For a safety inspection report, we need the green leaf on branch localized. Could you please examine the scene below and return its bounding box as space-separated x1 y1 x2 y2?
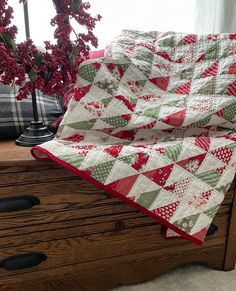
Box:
0 32 16 51
33 54 44 66
71 0 82 11
69 46 79 66
28 70 38 82
44 71 49 85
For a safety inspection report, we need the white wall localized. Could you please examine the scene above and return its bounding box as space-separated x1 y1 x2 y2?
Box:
9 0 196 49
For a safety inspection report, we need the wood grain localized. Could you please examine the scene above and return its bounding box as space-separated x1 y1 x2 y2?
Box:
0 205 230 249
224 181 236 271
0 178 232 231
0 141 235 290
0 240 227 290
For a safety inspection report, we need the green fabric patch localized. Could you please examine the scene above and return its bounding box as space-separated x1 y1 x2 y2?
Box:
223 102 236 121
91 160 116 183
102 116 129 127
67 119 97 130
159 35 176 48
100 97 113 106
79 64 98 83
164 142 182 162
136 189 161 209
143 106 160 118
205 43 220 60
196 170 221 187
203 205 219 218
173 213 200 233
135 51 154 64
191 115 212 127
58 154 85 169
119 154 136 165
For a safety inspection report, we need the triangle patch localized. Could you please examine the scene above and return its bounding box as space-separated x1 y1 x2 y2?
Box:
107 174 140 197
143 164 174 187
202 61 219 77
177 153 206 174
152 201 180 221
149 76 170 91
211 146 233 165
136 189 161 209
176 81 191 94
195 136 211 152
162 109 186 127
164 177 192 199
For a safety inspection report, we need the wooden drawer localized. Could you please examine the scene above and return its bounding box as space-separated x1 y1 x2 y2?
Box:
0 181 134 230
0 164 235 231
0 187 233 232
0 163 74 186
0 204 230 281
0 242 227 291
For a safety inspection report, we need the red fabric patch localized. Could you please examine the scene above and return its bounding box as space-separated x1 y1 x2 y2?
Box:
224 62 236 74
108 174 139 197
177 154 206 172
215 108 225 117
104 145 123 158
192 227 208 240
64 134 85 142
176 81 191 94
112 130 136 140
132 152 149 171
229 34 236 40
196 54 205 63
156 51 173 62
140 121 157 129
183 34 197 45
202 61 219 77
92 62 102 70
195 136 211 151
153 201 180 221
149 76 170 91
162 109 186 128
74 85 92 101
143 164 174 187
211 147 233 164
227 80 236 96
88 50 105 59
122 114 132 121
116 95 136 112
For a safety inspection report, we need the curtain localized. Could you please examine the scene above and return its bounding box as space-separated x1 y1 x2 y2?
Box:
195 0 236 33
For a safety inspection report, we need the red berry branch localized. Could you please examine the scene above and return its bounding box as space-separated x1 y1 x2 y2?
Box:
0 0 101 100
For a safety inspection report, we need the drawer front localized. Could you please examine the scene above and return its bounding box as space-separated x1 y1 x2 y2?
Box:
0 179 134 230
0 166 234 231
0 204 231 249
0 164 73 187
0 242 227 291
0 205 230 279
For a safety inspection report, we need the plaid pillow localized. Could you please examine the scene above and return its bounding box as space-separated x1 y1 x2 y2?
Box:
0 84 63 139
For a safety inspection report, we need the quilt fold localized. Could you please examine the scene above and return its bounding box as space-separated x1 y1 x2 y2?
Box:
32 30 236 245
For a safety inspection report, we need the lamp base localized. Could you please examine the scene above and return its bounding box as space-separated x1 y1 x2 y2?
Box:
16 121 54 147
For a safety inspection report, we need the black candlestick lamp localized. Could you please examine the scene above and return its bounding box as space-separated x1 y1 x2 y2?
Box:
16 1 54 147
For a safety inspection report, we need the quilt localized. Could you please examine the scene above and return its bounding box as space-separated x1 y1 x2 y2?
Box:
32 30 236 245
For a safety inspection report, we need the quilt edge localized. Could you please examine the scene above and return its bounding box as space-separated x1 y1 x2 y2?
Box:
31 145 204 246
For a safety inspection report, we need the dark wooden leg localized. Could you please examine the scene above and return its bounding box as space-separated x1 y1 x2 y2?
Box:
224 185 236 271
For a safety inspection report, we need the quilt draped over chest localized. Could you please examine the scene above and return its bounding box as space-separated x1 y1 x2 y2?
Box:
32 30 236 245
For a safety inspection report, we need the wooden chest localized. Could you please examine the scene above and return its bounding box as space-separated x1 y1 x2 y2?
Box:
0 140 236 291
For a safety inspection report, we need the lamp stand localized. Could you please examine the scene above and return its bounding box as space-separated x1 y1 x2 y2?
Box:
16 1 54 147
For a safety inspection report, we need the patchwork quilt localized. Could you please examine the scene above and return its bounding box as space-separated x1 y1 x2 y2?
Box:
32 30 236 245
